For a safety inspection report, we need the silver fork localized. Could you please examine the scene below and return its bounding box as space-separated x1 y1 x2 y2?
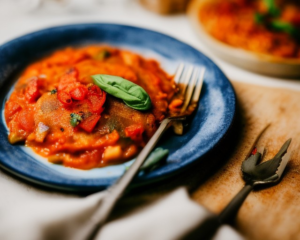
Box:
81 64 206 240
184 127 292 240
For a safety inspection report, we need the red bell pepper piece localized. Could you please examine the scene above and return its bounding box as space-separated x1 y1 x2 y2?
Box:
88 85 102 95
87 92 106 114
125 124 144 142
25 77 42 103
58 68 79 92
79 114 101 133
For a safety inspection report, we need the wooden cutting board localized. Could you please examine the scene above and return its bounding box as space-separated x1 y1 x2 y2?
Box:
116 81 300 240
192 81 300 240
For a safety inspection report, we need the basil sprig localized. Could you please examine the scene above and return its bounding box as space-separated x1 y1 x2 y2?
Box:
92 74 151 111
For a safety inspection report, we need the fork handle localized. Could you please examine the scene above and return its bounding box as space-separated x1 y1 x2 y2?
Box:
83 117 174 240
183 184 253 240
218 184 253 223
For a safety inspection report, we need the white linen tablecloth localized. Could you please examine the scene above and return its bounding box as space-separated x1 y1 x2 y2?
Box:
0 187 243 240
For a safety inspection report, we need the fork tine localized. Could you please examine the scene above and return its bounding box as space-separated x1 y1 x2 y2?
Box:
192 68 205 103
181 65 194 95
180 68 199 113
276 151 291 177
174 63 185 84
274 138 292 159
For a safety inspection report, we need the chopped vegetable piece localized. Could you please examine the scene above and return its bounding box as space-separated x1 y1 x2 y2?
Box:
25 77 41 103
88 85 102 95
58 91 72 106
70 86 88 101
87 93 106 114
50 89 57 95
18 110 35 132
169 99 183 111
79 114 101 133
94 49 111 60
35 122 50 142
70 113 82 127
125 124 144 142
8 132 25 144
5 101 22 118
102 145 122 162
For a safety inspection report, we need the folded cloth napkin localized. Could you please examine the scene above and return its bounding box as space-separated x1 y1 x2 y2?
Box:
0 187 243 240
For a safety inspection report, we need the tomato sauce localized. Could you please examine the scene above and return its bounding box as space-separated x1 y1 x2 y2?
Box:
199 0 300 58
4 46 177 169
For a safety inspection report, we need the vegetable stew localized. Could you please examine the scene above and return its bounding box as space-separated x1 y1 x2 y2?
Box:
199 0 300 58
4 46 177 169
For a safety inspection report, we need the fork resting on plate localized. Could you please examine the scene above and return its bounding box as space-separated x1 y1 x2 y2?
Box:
77 64 206 240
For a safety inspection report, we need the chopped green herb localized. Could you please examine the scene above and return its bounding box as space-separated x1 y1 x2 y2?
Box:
254 12 265 25
270 20 300 39
94 50 111 61
70 113 82 127
50 89 57 95
263 0 280 17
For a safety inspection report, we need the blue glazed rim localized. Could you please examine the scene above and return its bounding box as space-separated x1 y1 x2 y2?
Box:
0 23 236 192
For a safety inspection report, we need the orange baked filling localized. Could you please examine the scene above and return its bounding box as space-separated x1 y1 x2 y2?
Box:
4 46 176 169
199 0 300 58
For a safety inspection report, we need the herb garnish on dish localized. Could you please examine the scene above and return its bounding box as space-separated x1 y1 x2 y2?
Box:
4 46 178 169
199 0 300 58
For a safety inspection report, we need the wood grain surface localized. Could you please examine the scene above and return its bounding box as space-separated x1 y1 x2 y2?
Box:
192 81 300 240
115 81 300 240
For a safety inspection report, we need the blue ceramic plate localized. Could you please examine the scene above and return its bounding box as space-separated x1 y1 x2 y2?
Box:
0 23 235 192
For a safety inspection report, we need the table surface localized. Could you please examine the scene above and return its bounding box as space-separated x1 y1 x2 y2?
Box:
0 0 300 238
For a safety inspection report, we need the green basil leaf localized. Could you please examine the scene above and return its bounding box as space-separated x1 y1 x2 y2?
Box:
94 49 111 60
254 12 265 25
70 113 82 127
92 74 151 111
